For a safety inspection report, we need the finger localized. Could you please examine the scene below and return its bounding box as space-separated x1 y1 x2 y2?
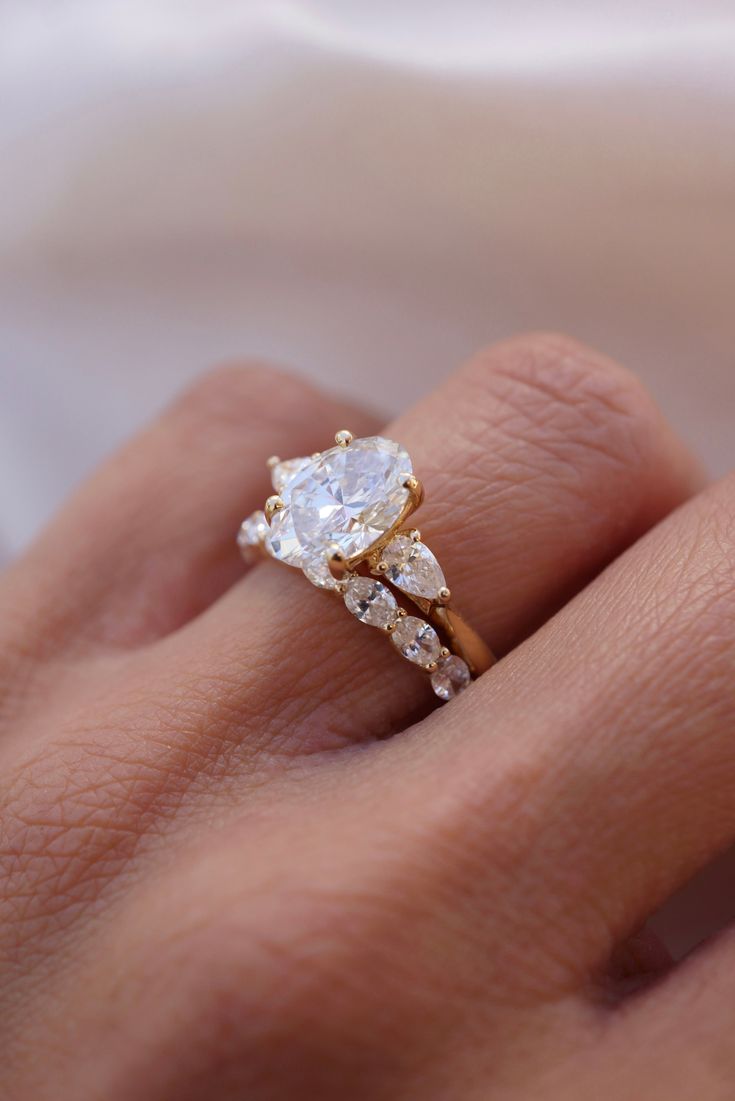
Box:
386 332 704 651
165 333 704 761
416 471 735 981
605 931 735 1096
0 365 378 653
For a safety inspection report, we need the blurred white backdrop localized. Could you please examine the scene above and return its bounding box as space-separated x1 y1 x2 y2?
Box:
1 1 734 563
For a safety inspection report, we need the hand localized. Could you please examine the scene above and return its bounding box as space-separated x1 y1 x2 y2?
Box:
1 334 732 1100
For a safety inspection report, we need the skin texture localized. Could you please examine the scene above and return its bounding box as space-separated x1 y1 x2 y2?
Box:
0 333 733 1099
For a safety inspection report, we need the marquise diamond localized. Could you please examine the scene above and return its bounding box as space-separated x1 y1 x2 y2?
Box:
344 576 398 629
430 654 471 700
390 615 442 667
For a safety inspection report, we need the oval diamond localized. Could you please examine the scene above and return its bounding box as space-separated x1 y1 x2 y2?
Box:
390 615 441 667
381 534 446 600
430 654 471 700
288 436 411 560
344 576 398 629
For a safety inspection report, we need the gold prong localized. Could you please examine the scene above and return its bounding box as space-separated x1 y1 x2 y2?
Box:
266 455 281 470
397 608 408 618
376 560 389 574
265 494 285 520
402 474 424 510
409 528 421 542
425 661 439 674
311 451 321 460
327 545 349 578
335 429 353 448
385 622 396 633
437 586 451 605
439 646 451 658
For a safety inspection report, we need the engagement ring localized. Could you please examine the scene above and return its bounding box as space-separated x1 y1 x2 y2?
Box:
237 431 495 702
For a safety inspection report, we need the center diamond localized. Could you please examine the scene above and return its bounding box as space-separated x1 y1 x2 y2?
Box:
282 436 412 561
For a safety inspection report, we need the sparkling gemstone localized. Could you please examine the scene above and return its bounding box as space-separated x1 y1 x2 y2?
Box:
264 506 303 566
381 534 446 600
237 510 268 554
430 654 471 701
271 455 313 494
344 576 398 629
303 553 338 591
287 436 412 559
390 615 441 667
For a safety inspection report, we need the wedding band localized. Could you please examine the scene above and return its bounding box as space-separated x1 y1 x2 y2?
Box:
237 431 495 702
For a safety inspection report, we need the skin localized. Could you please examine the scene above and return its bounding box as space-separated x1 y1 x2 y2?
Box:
0 332 733 1099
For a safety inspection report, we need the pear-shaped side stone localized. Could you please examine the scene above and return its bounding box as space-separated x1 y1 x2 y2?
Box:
381 535 446 600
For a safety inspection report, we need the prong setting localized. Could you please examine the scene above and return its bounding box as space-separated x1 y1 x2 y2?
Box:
334 429 353 448
328 544 349 578
265 494 285 520
402 474 424 512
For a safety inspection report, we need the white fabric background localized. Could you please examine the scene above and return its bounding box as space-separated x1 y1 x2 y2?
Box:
1 0 734 568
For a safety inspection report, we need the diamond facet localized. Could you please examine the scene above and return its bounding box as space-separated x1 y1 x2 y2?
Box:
264 506 303 566
390 615 441 667
380 534 446 600
271 456 313 495
288 436 412 560
344 576 398 629
430 654 471 700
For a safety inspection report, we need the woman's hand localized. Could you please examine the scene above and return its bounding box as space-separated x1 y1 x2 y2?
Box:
1 334 732 1100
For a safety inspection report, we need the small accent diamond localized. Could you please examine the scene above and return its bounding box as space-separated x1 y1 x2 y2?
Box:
380 534 446 600
430 654 471 701
344 576 398 629
237 510 268 556
390 615 442 667
303 554 338 591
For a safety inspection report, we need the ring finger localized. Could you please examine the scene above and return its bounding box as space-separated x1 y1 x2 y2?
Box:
161 333 704 760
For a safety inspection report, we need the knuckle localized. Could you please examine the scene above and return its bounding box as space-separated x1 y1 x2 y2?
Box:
130 875 432 1091
0 741 143 954
462 331 659 476
657 477 735 657
173 361 328 439
421 333 677 602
